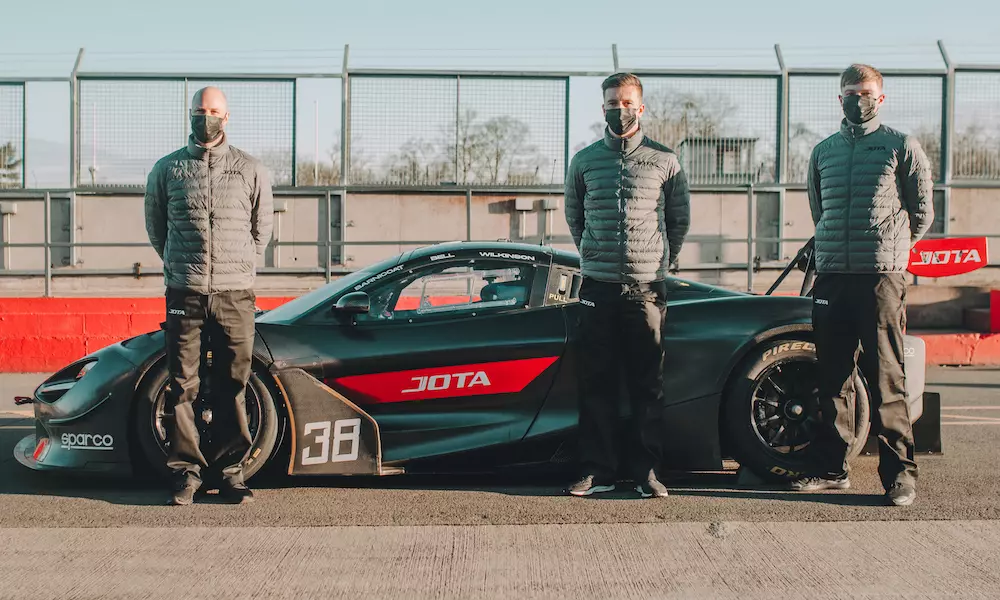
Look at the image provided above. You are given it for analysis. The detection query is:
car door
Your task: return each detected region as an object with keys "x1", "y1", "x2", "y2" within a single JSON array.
[{"x1": 299, "y1": 250, "x2": 568, "y2": 463}]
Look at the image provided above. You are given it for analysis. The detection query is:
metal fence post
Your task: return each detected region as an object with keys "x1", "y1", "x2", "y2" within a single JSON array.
[
  {"x1": 612, "y1": 44, "x2": 619, "y2": 71},
  {"x1": 44, "y1": 191, "x2": 51, "y2": 297},
  {"x1": 325, "y1": 190, "x2": 332, "y2": 283},
  {"x1": 466, "y1": 189, "x2": 472, "y2": 241},
  {"x1": 774, "y1": 44, "x2": 789, "y2": 260},
  {"x1": 341, "y1": 44, "x2": 350, "y2": 186},
  {"x1": 340, "y1": 191, "x2": 348, "y2": 267},
  {"x1": 69, "y1": 48, "x2": 85, "y2": 189},
  {"x1": 747, "y1": 185, "x2": 756, "y2": 293},
  {"x1": 938, "y1": 40, "x2": 955, "y2": 235}
]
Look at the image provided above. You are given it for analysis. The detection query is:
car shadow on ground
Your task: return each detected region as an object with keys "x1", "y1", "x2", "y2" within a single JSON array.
[{"x1": 0, "y1": 415, "x2": 887, "y2": 507}]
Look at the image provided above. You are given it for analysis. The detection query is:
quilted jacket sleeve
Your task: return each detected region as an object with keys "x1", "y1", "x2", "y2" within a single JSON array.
[
  {"x1": 143, "y1": 159, "x2": 167, "y2": 259},
  {"x1": 900, "y1": 135, "x2": 934, "y2": 246},
  {"x1": 663, "y1": 158, "x2": 691, "y2": 263},
  {"x1": 564, "y1": 153, "x2": 586, "y2": 249},
  {"x1": 251, "y1": 161, "x2": 274, "y2": 256}
]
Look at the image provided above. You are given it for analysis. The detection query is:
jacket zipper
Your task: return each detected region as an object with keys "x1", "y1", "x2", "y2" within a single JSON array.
[
  {"x1": 846, "y1": 133, "x2": 856, "y2": 272},
  {"x1": 208, "y1": 158, "x2": 213, "y2": 293},
  {"x1": 619, "y1": 144, "x2": 626, "y2": 278}
]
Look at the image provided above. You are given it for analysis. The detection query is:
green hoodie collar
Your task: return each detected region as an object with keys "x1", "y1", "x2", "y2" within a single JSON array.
[
  {"x1": 603, "y1": 125, "x2": 645, "y2": 153},
  {"x1": 840, "y1": 115, "x2": 882, "y2": 139},
  {"x1": 186, "y1": 132, "x2": 231, "y2": 164}
]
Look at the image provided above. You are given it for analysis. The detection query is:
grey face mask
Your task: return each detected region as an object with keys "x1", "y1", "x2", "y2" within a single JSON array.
[
  {"x1": 191, "y1": 114, "x2": 224, "y2": 144},
  {"x1": 842, "y1": 94, "x2": 879, "y2": 124}
]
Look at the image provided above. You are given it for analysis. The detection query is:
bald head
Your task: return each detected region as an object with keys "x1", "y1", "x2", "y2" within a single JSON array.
[
  {"x1": 191, "y1": 86, "x2": 228, "y2": 114},
  {"x1": 190, "y1": 86, "x2": 229, "y2": 146}
]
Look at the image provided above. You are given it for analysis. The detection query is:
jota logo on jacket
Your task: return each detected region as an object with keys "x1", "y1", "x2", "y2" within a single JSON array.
[
  {"x1": 168, "y1": 308, "x2": 186, "y2": 316},
  {"x1": 814, "y1": 298, "x2": 829, "y2": 305}
]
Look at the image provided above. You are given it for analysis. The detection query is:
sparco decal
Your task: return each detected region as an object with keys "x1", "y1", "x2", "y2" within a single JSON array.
[
  {"x1": 353, "y1": 264, "x2": 405, "y2": 290},
  {"x1": 61, "y1": 433, "x2": 115, "y2": 451},
  {"x1": 333, "y1": 357, "x2": 558, "y2": 403},
  {"x1": 479, "y1": 251, "x2": 535, "y2": 262},
  {"x1": 762, "y1": 342, "x2": 815, "y2": 361}
]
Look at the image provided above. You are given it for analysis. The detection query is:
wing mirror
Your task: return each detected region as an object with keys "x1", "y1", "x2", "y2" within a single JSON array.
[{"x1": 333, "y1": 291, "x2": 371, "y2": 315}]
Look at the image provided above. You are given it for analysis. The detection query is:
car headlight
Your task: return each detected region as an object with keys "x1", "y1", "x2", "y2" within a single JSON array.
[{"x1": 35, "y1": 359, "x2": 98, "y2": 404}]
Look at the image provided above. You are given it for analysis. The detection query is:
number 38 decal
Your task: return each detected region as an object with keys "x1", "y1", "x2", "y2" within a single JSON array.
[{"x1": 301, "y1": 418, "x2": 362, "y2": 465}]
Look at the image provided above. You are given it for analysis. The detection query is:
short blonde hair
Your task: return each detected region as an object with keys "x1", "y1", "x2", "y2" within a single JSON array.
[{"x1": 840, "y1": 64, "x2": 883, "y2": 92}]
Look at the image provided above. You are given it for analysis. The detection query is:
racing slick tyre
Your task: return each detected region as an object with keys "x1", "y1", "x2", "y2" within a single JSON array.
[
  {"x1": 721, "y1": 337, "x2": 871, "y2": 483},
  {"x1": 132, "y1": 358, "x2": 280, "y2": 484}
]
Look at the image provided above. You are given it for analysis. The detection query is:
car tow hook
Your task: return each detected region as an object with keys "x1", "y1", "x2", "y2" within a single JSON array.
[{"x1": 14, "y1": 396, "x2": 34, "y2": 405}]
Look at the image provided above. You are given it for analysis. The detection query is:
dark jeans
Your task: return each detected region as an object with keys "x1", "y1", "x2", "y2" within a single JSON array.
[
  {"x1": 811, "y1": 273, "x2": 917, "y2": 490},
  {"x1": 577, "y1": 277, "x2": 667, "y2": 482},
  {"x1": 164, "y1": 287, "x2": 256, "y2": 489}
]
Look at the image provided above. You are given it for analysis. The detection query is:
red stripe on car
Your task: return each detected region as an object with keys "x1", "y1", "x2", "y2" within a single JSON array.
[{"x1": 331, "y1": 357, "x2": 559, "y2": 403}]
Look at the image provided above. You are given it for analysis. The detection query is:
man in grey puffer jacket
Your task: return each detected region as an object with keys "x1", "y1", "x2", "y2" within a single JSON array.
[
  {"x1": 792, "y1": 64, "x2": 933, "y2": 507},
  {"x1": 564, "y1": 73, "x2": 690, "y2": 499},
  {"x1": 144, "y1": 86, "x2": 273, "y2": 506}
]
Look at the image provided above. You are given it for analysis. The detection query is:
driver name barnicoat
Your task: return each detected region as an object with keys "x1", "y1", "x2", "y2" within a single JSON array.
[
  {"x1": 353, "y1": 264, "x2": 406, "y2": 291},
  {"x1": 61, "y1": 432, "x2": 115, "y2": 451},
  {"x1": 479, "y1": 251, "x2": 535, "y2": 261}
]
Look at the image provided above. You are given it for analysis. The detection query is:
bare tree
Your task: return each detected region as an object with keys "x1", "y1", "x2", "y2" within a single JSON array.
[
  {"x1": 0, "y1": 142, "x2": 22, "y2": 188},
  {"x1": 473, "y1": 116, "x2": 535, "y2": 185},
  {"x1": 297, "y1": 142, "x2": 342, "y2": 186}
]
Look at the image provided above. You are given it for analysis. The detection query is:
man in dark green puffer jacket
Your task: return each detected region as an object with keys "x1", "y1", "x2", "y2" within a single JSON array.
[
  {"x1": 564, "y1": 73, "x2": 690, "y2": 499},
  {"x1": 791, "y1": 64, "x2": 933, "y2": 507}
]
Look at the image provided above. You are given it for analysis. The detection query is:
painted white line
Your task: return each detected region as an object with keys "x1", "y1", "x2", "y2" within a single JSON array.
[
  {"x1": 941, "y1": 406, "x2": 1000, "y2": 410},
  {"x1": 941, "y1": 414, "x2": 1000, "y2": 423},
  {"x1": 942, "y1": 422, "x2": 1000, "y2": 426}
]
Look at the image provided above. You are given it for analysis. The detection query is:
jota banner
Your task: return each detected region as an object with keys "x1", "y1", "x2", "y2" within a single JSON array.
[{"x1": 908, "y1": 237, "x2": 989, "y2": 277}]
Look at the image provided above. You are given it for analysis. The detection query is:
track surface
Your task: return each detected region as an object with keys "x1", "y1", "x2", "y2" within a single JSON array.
[{"x1": 2, "y1": 366, "x2": 999, "y2": 598}]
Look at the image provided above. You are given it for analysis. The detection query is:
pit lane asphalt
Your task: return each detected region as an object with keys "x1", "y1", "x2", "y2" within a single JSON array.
[{"x1": 1, "y1": 366, "x2": 998, "y2": 528}]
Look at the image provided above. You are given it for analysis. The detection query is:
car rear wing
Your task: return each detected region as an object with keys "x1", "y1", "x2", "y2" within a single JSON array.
[{"x1": 765, "y1": 237, "x2": 816, "y2": 297}]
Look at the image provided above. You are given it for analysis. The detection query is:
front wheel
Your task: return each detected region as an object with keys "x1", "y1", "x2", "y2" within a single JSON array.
[
  {"x1": 132, "y1": 359, "x2": 281, "y2": 483},
  {"x1": 722, "y1": 338, "x2": 871, "y2": 482}
]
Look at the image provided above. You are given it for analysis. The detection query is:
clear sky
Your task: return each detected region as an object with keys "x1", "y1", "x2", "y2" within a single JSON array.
[{"x1": 2, "y1": 0, "x2": 998, "y2": 187}]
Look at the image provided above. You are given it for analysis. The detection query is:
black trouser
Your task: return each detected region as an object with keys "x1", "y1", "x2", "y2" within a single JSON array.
[
  {"x1": 164, "y1": 288, "x2": 256, "y2": 489},
  {"x1": 811, "y1": 273, "x2": 917, "y2": 490},
  {"x1": 577, "y1": 278, "x2": 667, "y2": 482}
]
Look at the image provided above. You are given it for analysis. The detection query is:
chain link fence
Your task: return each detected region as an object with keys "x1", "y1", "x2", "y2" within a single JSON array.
[
  {"x1": 349, "y1": 75, "x2": 567, "y2": 186},
  {"x1": 0, "y1": 83, "x2": 24, "y2": 189},
  {"x1": 3, "y1": 45, "x2": 1000, "y2": 189},
  {"x1": 638, "y1": 76, "x2": 779, "y2": 185},
  {"x1": 954, "y1": 71, "x2": 1000, "y2": 180},
  {"x1": 787, "y1": 75, "x2": 944, "y2": 183},
  {"x1": 77, "y1": 78, "x2": 295, "y2": 186}
]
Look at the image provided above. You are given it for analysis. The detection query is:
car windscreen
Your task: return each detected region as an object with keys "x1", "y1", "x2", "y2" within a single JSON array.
[{"x1": 256, "y1": 258, "x2": 400, "y2": 324}]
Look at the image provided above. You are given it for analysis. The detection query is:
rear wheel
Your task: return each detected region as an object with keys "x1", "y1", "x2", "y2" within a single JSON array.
[
  {"x1": 132, "y1": 358, "x2": 281, "y2": 483},
  {"x1": 722, "y1": 338, "x2": 871, "y2": 482}
]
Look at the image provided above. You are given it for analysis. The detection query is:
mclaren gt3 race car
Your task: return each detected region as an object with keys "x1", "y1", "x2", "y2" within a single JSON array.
[{"x1": 14, "y1": 240, "x2": 928, "y2": 484}]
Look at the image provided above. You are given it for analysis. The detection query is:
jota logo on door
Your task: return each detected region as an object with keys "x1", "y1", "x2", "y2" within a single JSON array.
[{"x1": 332, "y1": 357, "x2": 559, "y2": 403}]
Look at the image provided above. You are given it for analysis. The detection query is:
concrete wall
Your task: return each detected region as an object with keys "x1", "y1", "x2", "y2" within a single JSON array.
[{"x1": 1, "y1": 186, "x2": 999, "y2": 296}]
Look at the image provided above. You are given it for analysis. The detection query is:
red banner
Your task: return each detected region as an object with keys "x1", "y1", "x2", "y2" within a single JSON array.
[{"x1": 908, "y1": 237, "x2": 989, "y2": 278}]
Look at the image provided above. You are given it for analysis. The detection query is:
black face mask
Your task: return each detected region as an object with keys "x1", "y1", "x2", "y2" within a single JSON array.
[
  {"x1": 605, "y1": 108, "x2": 639, "y2": 136},
  {"x1": 842, "y1": 95, "x2": 879, "y2": 124},
  {"x1": 191, "y1": 114, "x2": 224, "y2": 144}
]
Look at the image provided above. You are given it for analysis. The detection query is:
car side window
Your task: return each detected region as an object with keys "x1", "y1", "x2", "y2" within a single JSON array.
[{"x1": 356, "y1": 260, "x2": 536, "y2": 323}]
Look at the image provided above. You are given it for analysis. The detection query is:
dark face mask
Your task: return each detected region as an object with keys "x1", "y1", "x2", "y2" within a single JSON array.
[
  {"x1": 605, "y1": 107, "x2": 639, "y2": 136},
  {"x1": 842, "y1": 94, "x2": 879, "y2": 124},
  {"x1": 191, "y1": 114, "x2": 224, "y2": 144}
]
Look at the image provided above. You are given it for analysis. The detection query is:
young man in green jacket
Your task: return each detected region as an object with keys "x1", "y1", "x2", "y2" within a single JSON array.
[
  {"x1": 794, "y1": 64, "x2": 934, "y2": 506},
  {"x1": 563, "y1": 73, "x2": 691, "y2": 498}
]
